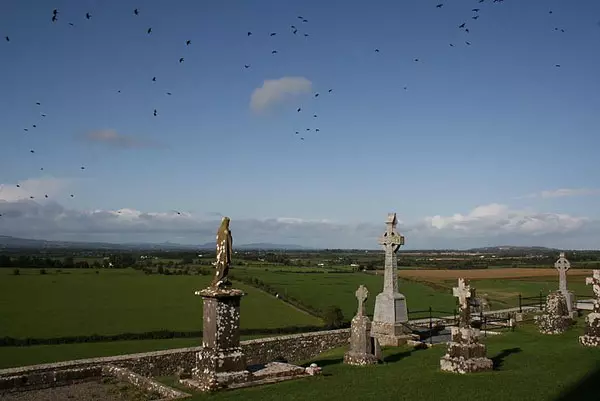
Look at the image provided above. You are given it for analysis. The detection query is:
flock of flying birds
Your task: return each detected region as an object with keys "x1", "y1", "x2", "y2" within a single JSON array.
[{"x1": 0, "y1": 1, "x2": 575, "y2": 216}]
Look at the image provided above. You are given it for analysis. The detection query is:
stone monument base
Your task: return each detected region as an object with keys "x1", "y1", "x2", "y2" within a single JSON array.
[
  {"x1": 535, "y1": 292, "x2": 574, "y2": 335},
  {"x1": 371, "y1": 321, "x2": 417, "y2": 346},
  {"x1": 343, "y1": 351, "x2": 380, "y2": 366},
  {"x1": 579, "y1": 311, "x2": 600, "y2": 347},
  {"x1": 440, "y1": 327, "x2": 492, "y2": 374}
]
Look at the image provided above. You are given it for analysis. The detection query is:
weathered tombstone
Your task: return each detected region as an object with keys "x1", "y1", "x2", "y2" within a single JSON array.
[
  {"x1": 372, "y1": 213, "x2": 414, "y2": 346},
  {"x1": 344, "y1": 285, "x2": 381, "y2": 366},
  {"x1": 579, "y1": 270, "x2": 600, "y2": 347},
  {"x1": 440, "y1": 278, "x2": 493, "y2": 374},
  {"x1": 555, "y1": 252, "x2": 576, "y2": 318},
  {"x1": 182, "y1": 217, "x2": 309, "y2": 392},
  {"x1": 534, "y1": 291, "x2": 573, "y2": 335}
]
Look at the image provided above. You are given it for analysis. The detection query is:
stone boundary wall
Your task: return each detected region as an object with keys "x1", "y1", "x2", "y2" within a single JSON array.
[{"x1": 0, "y1": 329, "x2": 351, "y2": 385}]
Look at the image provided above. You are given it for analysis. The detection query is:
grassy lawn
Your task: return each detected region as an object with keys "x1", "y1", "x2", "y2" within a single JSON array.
[
  {"x1": 0, "y1": 268, "x2": 321, "y2": 339},
  {"x1": 172, "y1": 321, "x2": 600, "y2": 401},
  {"x1": 230, "y1": 268, "x2": 457, "y2": 320}
]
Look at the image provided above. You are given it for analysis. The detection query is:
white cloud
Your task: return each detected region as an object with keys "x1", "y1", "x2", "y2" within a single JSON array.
[
  {"x1": 250, "y1": 77, "x2": 312, "y2": 113},
  {"x1": 82, "y1": 129, "x2": 163, "y2": 149},
  {"x1": 0, "y1": 177, "x2": 72, "y2": 202},
  {"x1": 0, "y1": 197, "x2": 599, "y2": 249},
  {"x1": 519, "y1": 188, "x2": 600, "y2": 199}
]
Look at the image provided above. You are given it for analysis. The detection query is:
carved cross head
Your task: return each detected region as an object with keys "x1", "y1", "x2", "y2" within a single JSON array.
[
  {"x1": 355, "y1": 285, "x2": 369, "y2": 316},
  {"x1": 555, "y1": 252, "x2": 570, "y2": 272},
  {"x1": 453, "y1": 278, "x2": 472, "y2": 308},
  {"x1": 586, "y1": 270, "x2": 600, "y2": 299}
]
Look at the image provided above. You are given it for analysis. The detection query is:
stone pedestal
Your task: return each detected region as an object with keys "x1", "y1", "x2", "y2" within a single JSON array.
[
  {"x1": 372, "y1": 292, "x2": 413, "y2": 346},
  {"x1": 535, "y1": 291, "x2": 573, "y2": 335},
  {"x1": 579, "y1": 311, "x2": 600, "y2": 347},
  {"x1": 440, "y1": 327, "x2": 493, "y2": 374},
  {"x1": 561, "y1": 290, "x2": 577, "y2": 319},
  {"x1": 188, "y1": 288, "x2": 251, "y2": 391}
]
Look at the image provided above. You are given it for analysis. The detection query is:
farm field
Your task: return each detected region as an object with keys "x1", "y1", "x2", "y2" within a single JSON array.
[
  {"x1": 0, "y1": 268, "x2": 322, "y2": 339},
  {"x1": 397, "y1": 268, "x2": 593, "y2": 280},
  {"x1": 161, "y1": 322, "x2": 600, "y2": 401}
]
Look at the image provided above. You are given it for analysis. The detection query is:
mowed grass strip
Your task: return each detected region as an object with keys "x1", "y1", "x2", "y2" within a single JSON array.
[{"x1": 0, "y1": 268, "x2": 322, "y2": 338}]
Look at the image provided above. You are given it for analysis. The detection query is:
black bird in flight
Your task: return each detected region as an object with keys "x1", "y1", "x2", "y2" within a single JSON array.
[
  {"x1": 80, "y1": 166, "x2": 86, "y2": 170},
  {"x1": 297, "y1": 108, "x2": 301, "y2": 112},
  {"x1": 375, "y1": 48, "x2": 380, "y2": 52},
  {"x1": 5, "y1": 36, "x2": 9, "y2": 42},
  {"x1": 465, "y1": 41, "x2": 471, "y2": 45},
  {"x1": 449, "y1": 43, "x2": 455, "y2": 47},
  {"x1": 30, "y1": 196, "x2": 34, "y2": 199},
  {"x1": 153, "y1": 109, "x2": 158, "y2": 116},
  {"x1": 36, "y1": 102, "x2": 41, "y2": 105},
  {"x1": 295, "y1": 131, "x2": 299, "y2": 135},
  {"x1": 16, "y1": 184, "x2": 20, "y2": 187},
  {"x1": 270, "y1": 32, "x2": 276, "y2": 36},
  {"x1": 300, "y1": 137, "x2": 304, "y2": 140},
  {"x1": 53, "y1": 9, "x2": 58, "y2": 16},
  {"x1": 44, "y1": 195, "x2": 48, "y2": 198},
  {"x1": 465, "y1": 28, "x2": 470, "y2": 33},
  {"x1": 247, "y1": 31, "x2": 252, "y2": 36},
  {"x1": 313, "y1": 114, "x2": 317, "y2": 118},
  {"x1": 166, "y1": 92, "x2": 172, "y2": 95},
  {"x1": 30, "y1": 150, "x2": 35, "y2": 153},
  {"x1": 403, "y1": 86, "x2": 408, "y2": 90},
  {"x1": 549, "y1": 10, "x2": 553, "y2": 14},
  {"x1": 186, "y1": 40, "x2": 191, "y2": 45},
  {"x1": 436, "y1": 4, "x2": 443, "y2": 8},
  {"x1": 555, "y1": 64, "x2": 561, "y2": 67},
  {"x1": 315, "y1": 128, "x2": 320, "y2": 132},
  {"x1": 68, "y1": 22, "x2": 74, "y2": 26},
  {"x1": 306, "y1": 128, "x2": 310, "y2": 131},
  {"x1": 85, "y1": 13, "x2": 91, "y2": 20},
  {"x1": 32, "y1": 124, "x2": 36, "y2": 128},
  {"x1": 472, "y1": 8, "x2": 480, "y2": 12},
  {"x1": 24, "y1": 128, "x2": 28, "y2": 132},
  {"x1": 179, "y1": 57, "x2": 184, "y2": 63},
  {"x1": 147, "y1": 27, "x2": 152, "y2": 34},
  {"x1": 134, "y1": 9, "x2": 139, "y2": 15},
  {"x1": 271, "y1": 50, "x2": 278, "y2": 54},
  {"x1": 152, "y1": 76, "x2": 156, "y2": 82},
  {"x1": 328, "y1": 89, "x2": 333, "y2": 93},
  {"x1": 70, "y1": 194, "x2": 74, "y2": 197},
  {"x1": 41, "y1": 114, "x2": 46, "y2": 117},
  {"x1": 459, "y1": 23, "x2": 466, "y2": 28},
  {"x1": 293, "y1": 29, "x2": 298, "y2": 34},
  {"x1": 117, "y1": 90, "x2": 121, "y2": 93},
  {"x1": 298, "y1": 16, "x2": 303, "y2": 19},
  {"x1": 244, "y1": 64, "x2": 250, "y2": 69},
  {"x1": 472, "y1": 16, "x2": 479, "y2": 20},
  {"x1": 314, "y1": 93, "x2": 319, "y2": 97},
  {"x1": 52, "y1": 15, "x2": 58, "y2": 23},
  {"x1": 302, "y1": 19, "x2": 308, "y2": 23},
  {"x1": 304, "y1": 33, "x2": 309, "y2": 37}
]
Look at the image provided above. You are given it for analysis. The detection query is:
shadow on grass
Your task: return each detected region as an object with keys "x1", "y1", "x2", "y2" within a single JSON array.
[
  {"x1": 309, "y1": 357, "x2": 344, "y2": 368},
  {"x1": 384, "y1": 346, "x2": 427, "y2": 364},
  {"x1": 491, "y1": 347, "x2": 522, "y2": 370},
  {"x1": 554, "y1": 364, "x2": 600, "y2": 401}
]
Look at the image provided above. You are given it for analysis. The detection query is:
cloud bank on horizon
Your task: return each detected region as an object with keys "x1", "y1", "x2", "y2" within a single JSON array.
[{"x1": 1, "y1": 177, "x2": 598, "y2": 250}]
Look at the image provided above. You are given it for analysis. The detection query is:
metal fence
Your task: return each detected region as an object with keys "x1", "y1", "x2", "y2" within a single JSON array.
[{"x1": 518, "y1": 291, "x2": 545, "y2": 313}]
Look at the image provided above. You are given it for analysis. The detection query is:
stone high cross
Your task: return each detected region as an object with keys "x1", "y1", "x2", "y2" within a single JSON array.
[
  {"x1": 355, "y1": 285, "x2": 369, "y2": 317},
  {"x1": 555, "y1": 252, "x2": 570, "y2": 293},
  {"x1": 453, "y1": 278, "x2": 473, "y2": 327},
  {"x1": 378, "y1": 213, "x2": 405, "y2": 294}
]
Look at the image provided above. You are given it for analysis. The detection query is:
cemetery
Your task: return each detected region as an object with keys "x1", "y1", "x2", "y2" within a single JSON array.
[{"x1": 1, "y1": 214, "x2": 600, "y2": 400}]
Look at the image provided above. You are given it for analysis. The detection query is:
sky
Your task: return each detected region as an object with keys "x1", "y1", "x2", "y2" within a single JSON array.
[{"x1": 1, "y1": 0, "x2": 600, "y2": 249}]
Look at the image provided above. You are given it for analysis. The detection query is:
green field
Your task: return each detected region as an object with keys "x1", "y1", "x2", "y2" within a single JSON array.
[
  {"x1": 229, "y1": 268, "x2": 457, "y2": 320},
  {"x1": 0, "y1": 268, "x2": 321, "y2": 339},
  {"x1": 157, "y1": 322, "x2": 599, "y2": 401}
]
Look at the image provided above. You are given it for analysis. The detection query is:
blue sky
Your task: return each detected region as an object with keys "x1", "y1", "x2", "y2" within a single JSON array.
[{"x1": 1, "y1": 0, "x2": 600, "y2": 249}]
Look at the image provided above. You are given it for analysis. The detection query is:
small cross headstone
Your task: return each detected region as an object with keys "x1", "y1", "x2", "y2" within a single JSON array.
[
  {"x1": 453, "y1": 278, "x2": 473, "y2": 327},
  {"x1": 355, "y1": 285, "x2": 369, "y2": 317},
  {"x1": 555, "y1": 252, "x2": 570, "y2": 292}
]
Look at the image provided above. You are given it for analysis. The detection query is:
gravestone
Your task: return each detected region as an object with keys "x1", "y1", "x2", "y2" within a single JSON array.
[
  {"x1": 555, "y1": 252, "x2": 576, "y2": 318},
  {"x1": 534, "y1": 291, "x2": 573, "y2": 335},
  {"x1": 579, "y1": 270, "x2": 600, "y2": 347},
  {"x1": 344, "y1": 285, "x2": 381, "y2": 366},
  {"x1": 372, "y1": 213, "x2": 414, "y2": 346},
  {"x1": 182, "y1": 217, "x2": 309, "y2": 392},
  {"x1": 440, "y1": 278, "x2": 493, "y2": 374}
]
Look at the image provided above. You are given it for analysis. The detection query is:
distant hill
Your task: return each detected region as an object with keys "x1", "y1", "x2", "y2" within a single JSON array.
[
  {"x1": 467, "y1": 245, "x2": 558, "y2": 253},
  {"x1": 0, "y1": 235, "x2": 311, "y2": 251}
]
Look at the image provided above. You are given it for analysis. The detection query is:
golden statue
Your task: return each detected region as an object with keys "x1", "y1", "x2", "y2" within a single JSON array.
[{"x1": 211, "y1": 216, "x2": 233, "y2": 288}]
